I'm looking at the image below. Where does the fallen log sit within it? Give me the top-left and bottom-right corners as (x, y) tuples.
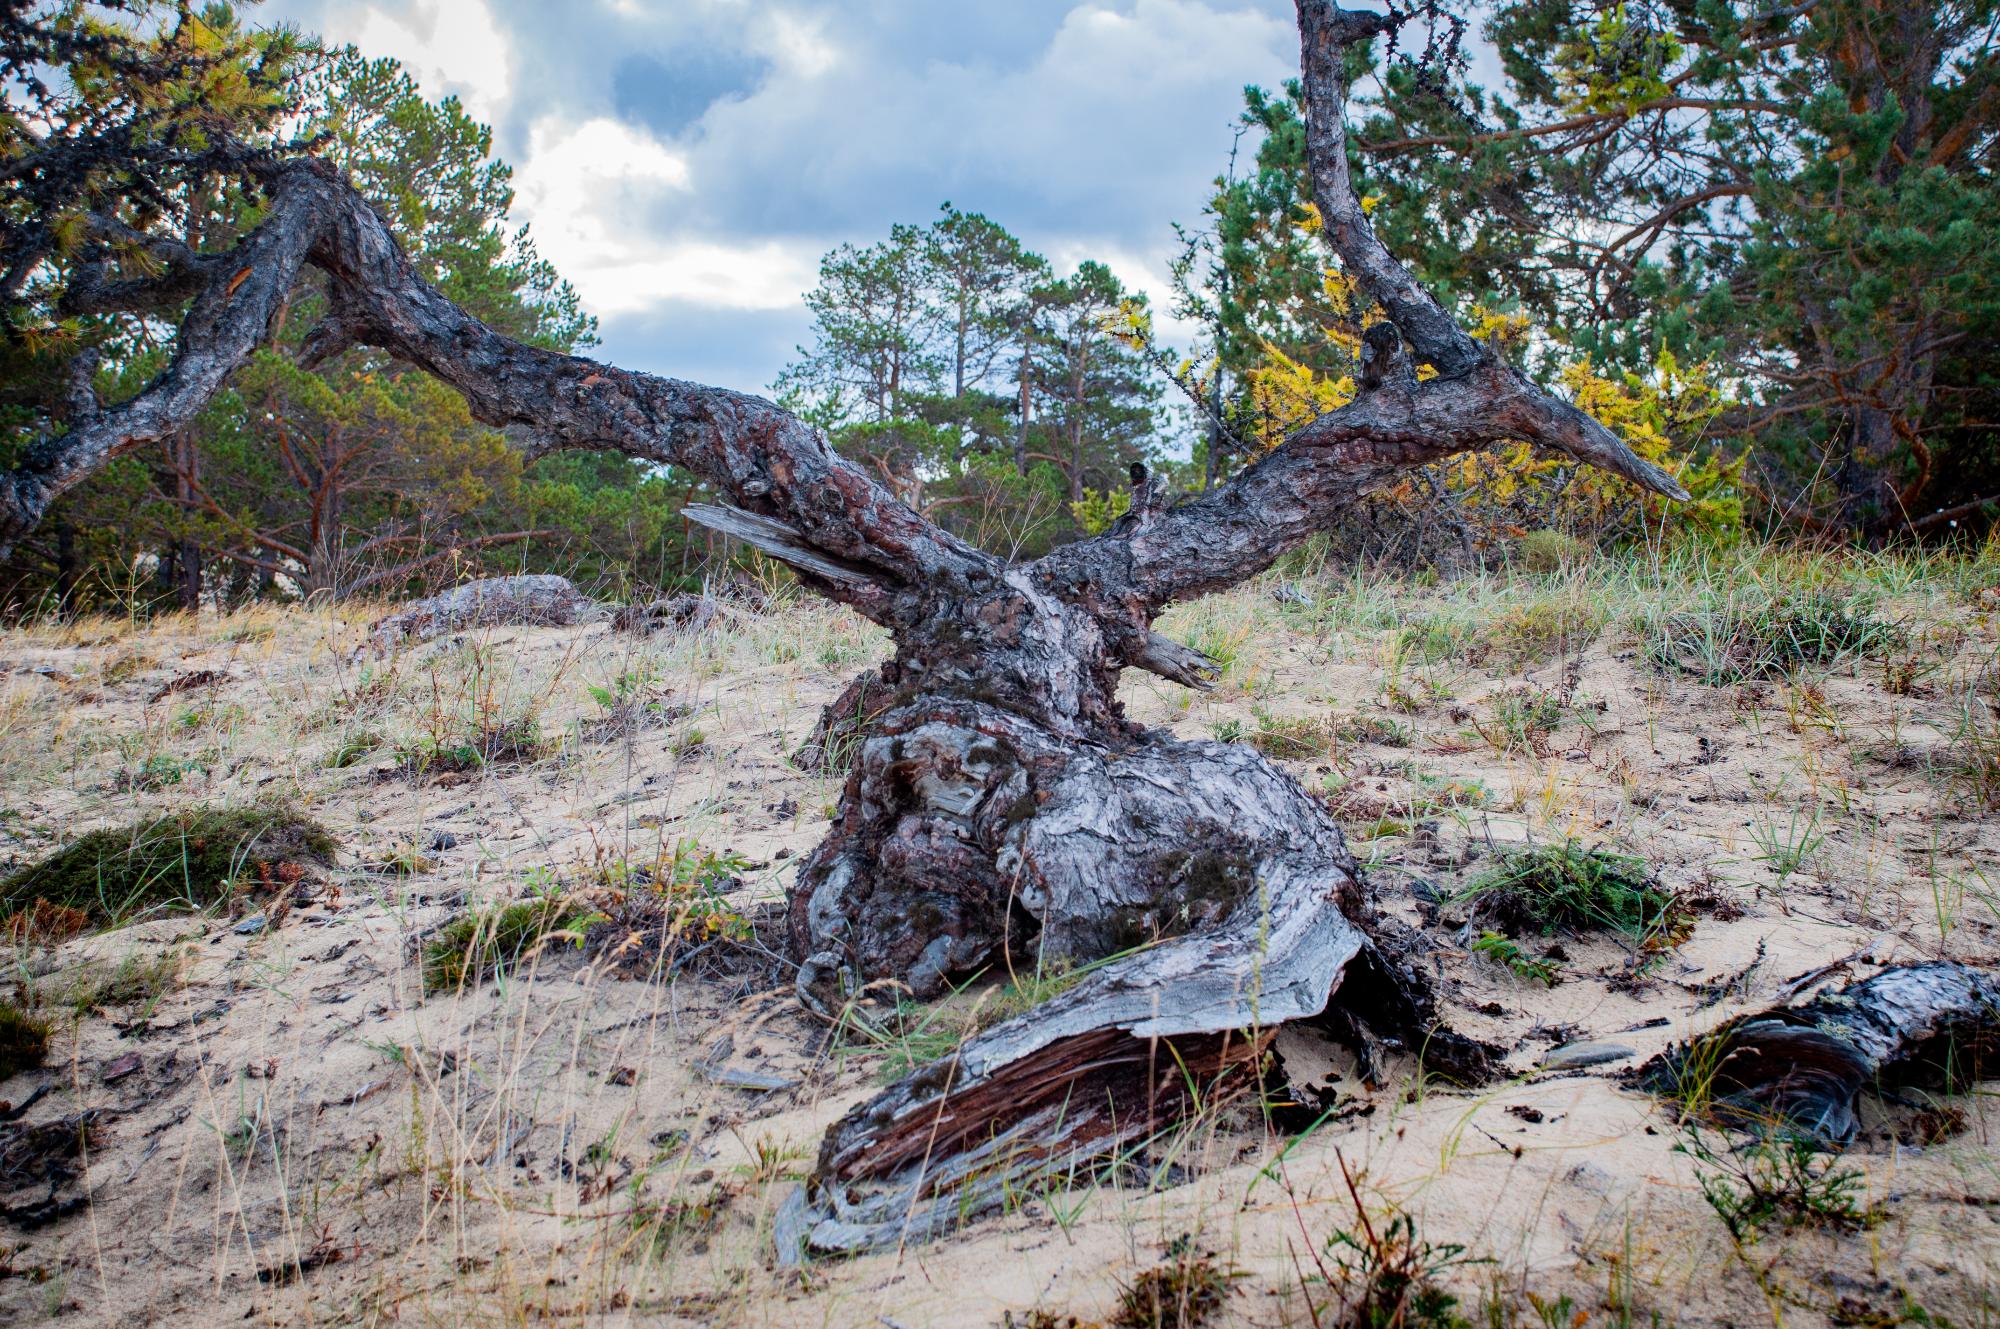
(369, 574), (603, 649)
(1638, 961), (2000, 1145)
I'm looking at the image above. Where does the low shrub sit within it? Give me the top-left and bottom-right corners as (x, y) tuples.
(1514, 528), (1589, 573)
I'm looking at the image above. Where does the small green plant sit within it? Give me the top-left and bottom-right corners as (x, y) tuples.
(1338, 713), (1412, 748)
(1398, 616), (1478, 666)
(585, 665), (662, 713)
(127, 752), (209, 789)
(584, 666), (686, 738)
(593, 840), (751, 944)
(737, 1136), (807, 1185)
(397, 712), (548, 775)
(1457, 840), (1688, 951)
(421, 889), (601, 993)
(1748, 806), (1824, 883)
(371, 843), (433, 876)
(1525, 1291), (1586, 1329)
(1315, 1158), (1479, 1329)
(100, 652), (155, 685)
(327, 729), (382, 768)
(1176, 617), (1253, 676)
(0, 998), (52, 1081)
(628, 1186), (723, 1256)
(1942, 685), (2000, 812)
(1410, 772), (1492, 815)
(1212, 718), (1246, 744)
(0, 803), (336, 928)
(1685, 1131), (1881, 1243)
(1471, 931), (1560, 986)
(1479, 687), (1570, 753)
(1246, 708), (1338, 759)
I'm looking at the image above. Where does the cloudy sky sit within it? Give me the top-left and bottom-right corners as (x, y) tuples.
(256, 0), (1316, 395)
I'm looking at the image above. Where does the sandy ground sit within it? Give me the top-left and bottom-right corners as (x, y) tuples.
(0, 557), (1996, 1328)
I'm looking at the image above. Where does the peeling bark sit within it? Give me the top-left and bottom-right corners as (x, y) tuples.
(0, 3), (1695, 1254)
(1639, 962), (2000, 1145)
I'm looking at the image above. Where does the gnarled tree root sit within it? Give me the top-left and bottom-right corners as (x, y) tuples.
(776, 846), (1490, 1260)
(1638, 961), (2000, 1145)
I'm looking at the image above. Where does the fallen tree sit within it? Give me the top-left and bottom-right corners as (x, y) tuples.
(1, 3), (1691, 1252)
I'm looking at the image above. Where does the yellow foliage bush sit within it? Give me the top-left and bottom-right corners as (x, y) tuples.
(1447, 351), (1743, 543)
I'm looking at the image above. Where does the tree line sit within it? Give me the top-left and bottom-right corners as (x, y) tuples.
(2, 0), (1993, 617)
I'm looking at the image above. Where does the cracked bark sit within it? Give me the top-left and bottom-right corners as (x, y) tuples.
(2, 2), (1691, 1256)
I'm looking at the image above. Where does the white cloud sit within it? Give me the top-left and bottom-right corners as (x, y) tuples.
(259, 0), (1304, 385)
(512, 116), (815, 316)
(349, 0), (515, 126)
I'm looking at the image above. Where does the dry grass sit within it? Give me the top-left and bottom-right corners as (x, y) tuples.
(0, 542), (1994, 1325)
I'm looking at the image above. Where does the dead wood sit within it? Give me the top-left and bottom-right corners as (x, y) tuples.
(368, 575), (603, 650)
(1639, 961), (2000, 1144)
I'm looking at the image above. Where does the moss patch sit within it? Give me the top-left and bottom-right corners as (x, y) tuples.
(0, 804), (337, 929)
(421, 892), (600, 993)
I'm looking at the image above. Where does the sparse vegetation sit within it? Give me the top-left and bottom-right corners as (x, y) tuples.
(0, 547), (1991, 1325)
(1111, 1247), (1239, 1329)
(31, 949), (187, 1015)
(1303, 1160), (1480, 1329)
(1245, 709), (1339, 760)
(1685, 1131), (1882, 1243)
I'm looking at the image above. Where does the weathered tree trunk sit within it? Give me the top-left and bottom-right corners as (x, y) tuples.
(0, 0), (1691, 1255)
(170, 429), (203, 612)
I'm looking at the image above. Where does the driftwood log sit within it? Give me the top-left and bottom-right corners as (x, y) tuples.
(1640, 961), (2000, 1145)
(1, 3), (1693, 1252)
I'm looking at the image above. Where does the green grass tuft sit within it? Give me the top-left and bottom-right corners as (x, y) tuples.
(1644, 589), (1902, 683)
(421, 891), (599, 993)
(0, 803), (336, 929)
(0, 999), (52, 1081)
(1457, 840), (1688, 948)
